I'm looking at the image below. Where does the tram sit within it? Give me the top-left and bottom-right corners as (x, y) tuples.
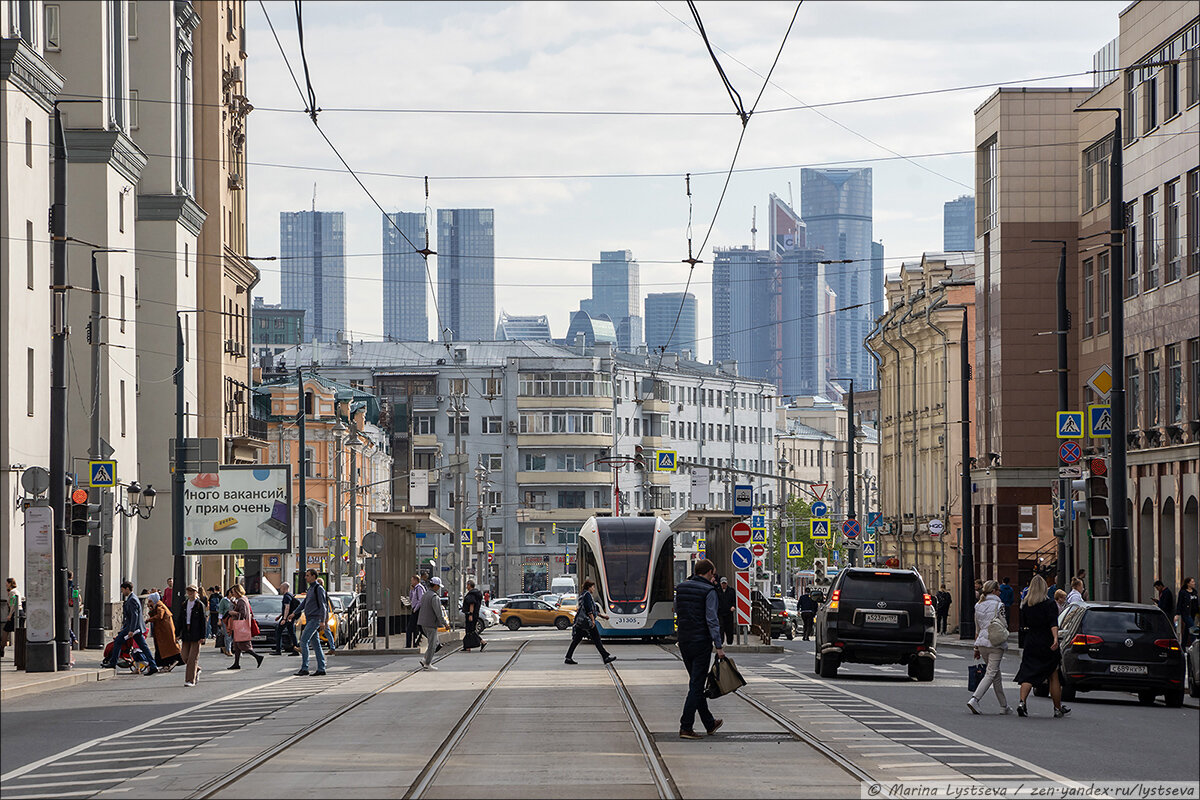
(577, 516), (675, 640)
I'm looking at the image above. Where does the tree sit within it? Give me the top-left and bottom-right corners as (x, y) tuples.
(774, 495), (843, 573)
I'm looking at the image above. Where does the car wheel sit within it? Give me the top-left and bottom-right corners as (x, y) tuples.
(1163, 688), (1184, 708)
(785, 625), (795, 641)
(813, 652), (822, 676)
(555, 617), (571, 630)
(915, 659), (935, 682)
(819, 653), (839, 678)
(1137, 690), (1157, 706)
(506, 618), (522, 631)
(475, 620), (486, 635)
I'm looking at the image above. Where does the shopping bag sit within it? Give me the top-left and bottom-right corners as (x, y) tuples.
(967, 662), (986, 692)
(704, 656), (747, 699)
(230, 618), (252, 643)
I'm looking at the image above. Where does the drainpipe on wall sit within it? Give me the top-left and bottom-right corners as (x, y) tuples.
(896, 306), (921, 574)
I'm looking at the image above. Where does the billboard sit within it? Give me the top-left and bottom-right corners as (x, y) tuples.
(183, 465), (292, 553)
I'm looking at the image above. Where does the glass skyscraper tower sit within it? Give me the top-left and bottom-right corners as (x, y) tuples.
(280, 210), (346, 343)
(644, 292), (697, 356)
(436, 208), (495, 342)
(581, 250), (642, 352)
(382, 211), (428, 341)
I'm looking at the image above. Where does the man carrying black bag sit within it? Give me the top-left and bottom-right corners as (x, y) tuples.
(674, 559), (725, 740)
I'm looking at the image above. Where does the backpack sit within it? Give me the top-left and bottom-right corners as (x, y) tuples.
(986, 600), (1009, 646)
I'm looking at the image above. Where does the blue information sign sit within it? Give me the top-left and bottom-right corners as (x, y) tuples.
(733, 485), (753, 516)
(811, 501), (828, 517)
(731, 546), (754, 570)
(868, 511), (882, 529)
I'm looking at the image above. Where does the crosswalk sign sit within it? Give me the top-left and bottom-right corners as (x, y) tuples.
(1087, 404), (1112, 438)
(460, 528), (473, 546)
(787, 542), (804, 559)
(862, 542), (876, 558)
(88, 460), (117, 488)
(655, 450), (677, 472)
(1056, 411), (1083, 438)
(751, 528), (767, 543)
(810, 518), (831, 540)
(486, 540), (494, 555)
(697, 537), (705, 554)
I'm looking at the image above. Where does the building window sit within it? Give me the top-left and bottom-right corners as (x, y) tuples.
(979, 136), (998, 231)
(483, 415), (502, 434)
(1124, 73), (1138, 140)
(1146, 350), (1161, 428)
(1097, 251), (1111, 334)
(557, 526), (577, 545)
(27, 348), (35, 416)
(1143, 191), (1159, 291)
(1165, 180), (1181, 283)
(1142, 73), (1157, 133)
(1168, 344), (1183, 424)
(1165, 60), (1180, 118)
(1188, 169), (1200, 276)
(119, 275), (126, 332)
(449, 378), (468, 396)
(413, 414), (433, 435)
(1125, 201), (1139, 297)
(522, 453), (546, 471)
(119, 379), (126, 436)
(1081, 136), (1111, 212)
(558, 491), (586, 509)
(525, 526), (547, 546)
(1127, 356), (1141, 430)
(25, 118), (33, 167)
(1189, 46), (1200, 108)
(1189, 339), (1200, 422)
(448, 413), (469, 436)
(107, 0), (127, 130)
(26, 219), (35, 289)
(483, 377), (502, 397)
(304, 447), (315, 477)
(1082, 258), (1094, 339)
(484, 453), (502, 472)
(44, 4), (60, 49)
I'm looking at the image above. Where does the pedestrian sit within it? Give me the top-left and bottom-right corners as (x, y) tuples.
(1065, 578), (1085, 606)
(163, 578), (174, 609)
(225, 584), (264, 670)
(935, 585), (953, 634)
(461, 580), (487, 652)
(417, 576), (448, 670)
(798, 590), (818, 640)
(1153, 580), (1175, 619)
(716, 576), (736, 646)
(218, 587), (234, 657)
(145, 593), (183, 671)
(293, 569), (328, 676)
(273, 581), (297, 655)
(315, 577), (337, 652)
(1, 577), (18, 658)
(1054, 589), (1068, 613)
(208, 587), (223, 651)
(998, 576), (1014, 609)
(407, 574), (426, 649)
(967, 580), (1012, 715)
(565, 579), (616, 665)
(1075, 569), (1088, 600)
(1176, 577), (1197, 648)
(179, 583), (207, 687)
(673, 558), (725, 740)
(102, 581), (157, 675)
(1013, 574), (1069, 718)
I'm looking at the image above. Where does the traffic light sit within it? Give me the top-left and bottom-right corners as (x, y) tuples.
(813, 557), (828, 584)
(1086, 474), (1110, 539)
(70, 488), (100, 537)
(633, 445), (645, 471)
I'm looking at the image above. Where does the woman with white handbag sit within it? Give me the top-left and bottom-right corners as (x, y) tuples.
(967, 580), (1013, 715)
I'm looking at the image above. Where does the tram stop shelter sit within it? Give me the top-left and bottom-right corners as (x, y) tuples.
(366, 510), (453, 636)
(669, 510), (744, 585)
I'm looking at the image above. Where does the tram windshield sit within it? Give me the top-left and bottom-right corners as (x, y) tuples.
(597, 520), (657, 603)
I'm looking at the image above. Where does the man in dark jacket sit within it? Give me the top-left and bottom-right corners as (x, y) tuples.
(717, 577), (736, 645)
(1154, 580), (1175, 618)
(798, 591), (818, 640)
(461, 580), (487, 652)
(935, 586), (953, 634)
(674, 558), (724, 740)
(102, 581), (157, 674)
(564, 579), (616, 665)
(273, 582), (297, 655)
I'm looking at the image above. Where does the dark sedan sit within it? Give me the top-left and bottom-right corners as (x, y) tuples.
(1055, 601), (1186, 707)
(247, 593), (292, 649)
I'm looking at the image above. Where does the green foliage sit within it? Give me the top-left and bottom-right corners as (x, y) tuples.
(773, 495), (843, 570)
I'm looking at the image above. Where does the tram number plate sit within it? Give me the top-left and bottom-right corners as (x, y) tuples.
(615, 616), (640, 625)
(863, 613), (898, 625)
(1109, 664), (1147, 674)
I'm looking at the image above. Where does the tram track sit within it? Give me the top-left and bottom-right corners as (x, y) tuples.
(607, 659), (681, 799)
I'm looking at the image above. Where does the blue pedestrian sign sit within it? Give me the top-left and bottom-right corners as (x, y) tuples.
(1056, 411), (1084, 438)
(810, 501), (828, 517)
(810, 518), (831, 540)
(486, 540), (495, 555)
(751, 514), (765, 528)
(868, 511), (882, 529)
(733, 485), (754, 516)
(731, 546), (754, 570)
(842, 518), (861, 540)
(1087, 404), (1112, 438)
(787, 542), (804, 559)
(655, 450), (678, 472)
(862, 542), (876, 558)
(750, 528), (767, 543)
(88, 460), (117, 488)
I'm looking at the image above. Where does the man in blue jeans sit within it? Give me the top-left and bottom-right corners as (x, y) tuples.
(290, 569), (327, 676)
(102, 581), (157, 675)
(673, 558), (725, 739)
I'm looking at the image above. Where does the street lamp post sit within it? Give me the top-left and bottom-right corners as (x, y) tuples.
(777, 453), (789, 592)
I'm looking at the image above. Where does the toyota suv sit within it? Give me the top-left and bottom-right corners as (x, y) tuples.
(813, 568), (936, 681)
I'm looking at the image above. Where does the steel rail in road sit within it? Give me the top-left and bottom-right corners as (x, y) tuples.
(607, 659), (681, 799)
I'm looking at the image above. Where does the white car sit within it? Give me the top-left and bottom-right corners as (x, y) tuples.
(487, 597), (511, 612)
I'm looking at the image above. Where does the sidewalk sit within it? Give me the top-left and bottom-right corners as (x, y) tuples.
(0, 646), (115, 702)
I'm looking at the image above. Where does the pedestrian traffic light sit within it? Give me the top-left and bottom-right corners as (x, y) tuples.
(70, 488), (101, 537)
(1070, 478), (1089, 516)
(813, 558), (827, 584)
(1086, 474), (1110, 539)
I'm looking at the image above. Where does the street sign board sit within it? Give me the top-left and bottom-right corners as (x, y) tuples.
(735, 571), (752, 626)
(697, 537), (705, 554)
(1059, 441), (1082, 464)
(461, 528), (473, 546)
(787, 542), (804, 559)
(732, 546), (754, 570)
(868, 511), (882, 529)
(88, 460), (116, 488)
(731, 521), (752, 545)
(655, 450), (677, 472)
(409, 469), (429, 507)
(689, 466), (710, 505)
(486, 540), (495, 555)
(183, 465), (292, 554)
(810, 500), (828, 517)
(1056, 411), (1083, 438)
(1086, 365), (1113, 398)
(810, 483), (828, 501)
(865, 529), (876, 544)
(842, 519), (861, 540)
(361, 530), (384, 555)
(733, 485), (753, 515)
(862, 541), (876, 558)
(750, 528), (767, 543)
(750, 542), (766, 558)
(811, 518), (831, 540)
(1059, 465), (1083, 478)
(928, 519), (945, 537)
(1087, 404), (1112, 438)
(23, 505), (53, 644)
(751, 514), (765, 528)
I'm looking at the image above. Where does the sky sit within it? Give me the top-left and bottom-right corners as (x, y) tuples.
(245, 0), (1127, 361)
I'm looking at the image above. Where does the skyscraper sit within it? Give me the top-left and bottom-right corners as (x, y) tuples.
(280, 210), (346, 342)
(871, 240), (886, 320)
(382, 211), (428, 341)
(779, 248), (830, 397)
(800, 168), (876, 389)
(711, 247), (775, 380)
(943, 195), (975, 251)
(436, 208), (495, 341)
(581, 250), (642, 352)
(644, 292), (697, 356)
(495, 311), (553, 341)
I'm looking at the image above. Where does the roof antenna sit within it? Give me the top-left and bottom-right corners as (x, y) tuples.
(312, 183), (317, 212)
(751, 205), (757, 250)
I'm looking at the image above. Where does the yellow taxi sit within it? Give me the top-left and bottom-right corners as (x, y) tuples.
(295, 592), (340, 648)
(500, 598), (575, 630)
(556, 593), (580, 612)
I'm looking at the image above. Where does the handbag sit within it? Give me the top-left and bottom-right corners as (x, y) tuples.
(987, 602), (1009, 647)
(704, 656), (747, 699)
(967, 662), (987, 691)
(251, 616), (261, 636)
(230, 618), (252, 642)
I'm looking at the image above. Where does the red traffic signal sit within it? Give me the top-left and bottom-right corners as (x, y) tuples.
(1088, 457), (1107, 476)
(71, 488), (89, 504)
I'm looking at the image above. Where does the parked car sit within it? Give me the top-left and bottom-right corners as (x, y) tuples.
(328, 591), (366, 646)
(813, 567), (936, 681)
(294, 591), (340, 649)
(501, 599), (575, 630)
(770, 597), (799, 640)
(478, 605), (499, 631)
(540, 593), (561, 608)
(1187, 629), (1200, 699)
(1052, 601), (1186, 707)
(487, 597), (511, 612)
(556, 593), (579, 612)
(247, 594), (289, 648)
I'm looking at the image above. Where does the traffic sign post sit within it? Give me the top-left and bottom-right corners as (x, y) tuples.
(1087, 404), (1112, 438)
(862, 541), (876, 558)
(88, 460), (116, 488)
(787, 542), (804, 559)
(733, 485), (753, 516)
(1086, 365), (1113, 399)
(655, 450), (678, 472)
(1059, 441), (1082, 464)
(868, 511), (882, 529)
(732, 546), (754, 570)
(810, 518), (831, 540)
(928, 519), (945, 538)
(735, 571), (752, 627)
(750, 528), (767, 544)
(1056, 411), (1083, 438)
(731, 521), (752, 545)
(810, 500), (828, 517)
(750, 542), (766, 558)
(460, 528), (473, 546)
(842, 518), (861, 540)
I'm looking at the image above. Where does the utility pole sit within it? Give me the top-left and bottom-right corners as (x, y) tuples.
(334, 427), (344, 591)
(347, 438), (357, 593)
(297, 367), (307, 584)
(450, 394), (466, 625)
(475, 459), (487, 591)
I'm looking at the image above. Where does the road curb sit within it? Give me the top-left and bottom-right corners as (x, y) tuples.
(723, 644), (787, 654)
(0, 667), (114, 702)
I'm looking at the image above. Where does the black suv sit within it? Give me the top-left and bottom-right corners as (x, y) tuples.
(769, 597), (799, 640)
(813, 568), (936, 681)
(1054, 602), (1186, 707)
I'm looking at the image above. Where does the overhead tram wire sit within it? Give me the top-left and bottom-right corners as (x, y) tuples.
(660, 1), (802, 362)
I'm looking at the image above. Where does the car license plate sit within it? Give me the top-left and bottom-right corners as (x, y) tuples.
(864, 613), (897, 625)
(1109, 664), (1148, 674)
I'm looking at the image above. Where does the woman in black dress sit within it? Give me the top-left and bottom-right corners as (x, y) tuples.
(1014, 574), (1070, 718)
